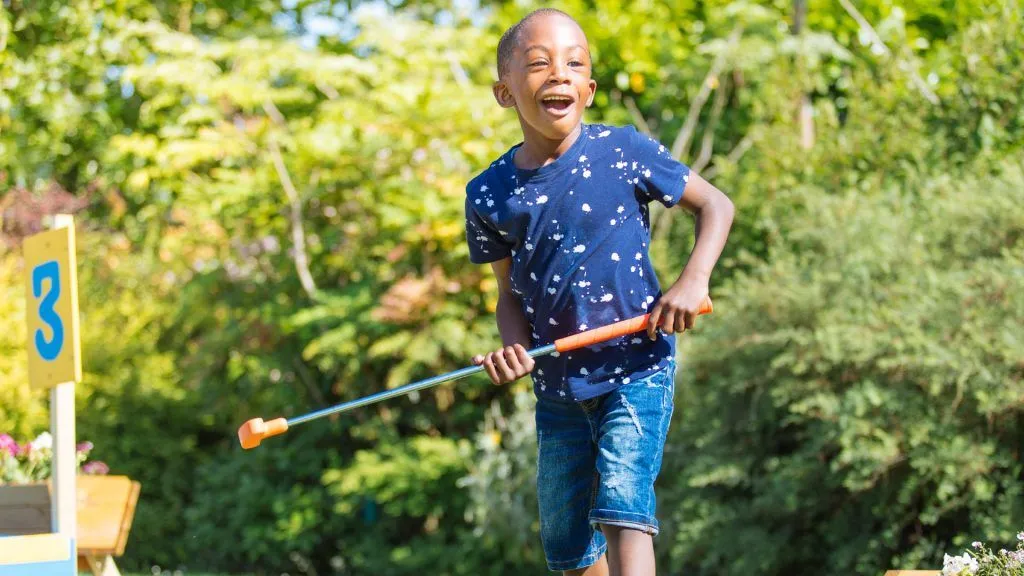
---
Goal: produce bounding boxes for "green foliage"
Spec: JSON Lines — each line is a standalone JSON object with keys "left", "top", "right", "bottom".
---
{"left": 459, "top": 392, "right": 546, "bottom": 573}
{"left": 661, "top": 158, "right": 1024, "bottom": 575}
{"left": 0, "top": 254, "right": 47, "bottom": 436}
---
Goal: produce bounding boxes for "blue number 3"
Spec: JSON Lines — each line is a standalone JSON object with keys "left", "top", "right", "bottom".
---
{"left": 32, "top": 260, "right": 64, "bottom": 361}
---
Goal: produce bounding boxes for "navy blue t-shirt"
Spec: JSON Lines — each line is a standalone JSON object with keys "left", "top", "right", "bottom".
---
{"left": 464, "top": 123, "right": 691, "bottom": 401}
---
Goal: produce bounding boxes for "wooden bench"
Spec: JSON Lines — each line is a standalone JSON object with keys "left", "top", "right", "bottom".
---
{"left": 0, "top": 476, "right": 140, "bottom": 576}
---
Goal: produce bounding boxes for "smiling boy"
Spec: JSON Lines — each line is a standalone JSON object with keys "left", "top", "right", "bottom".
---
{"left": 464, "top": 8, "right": 734, "bottom": 575}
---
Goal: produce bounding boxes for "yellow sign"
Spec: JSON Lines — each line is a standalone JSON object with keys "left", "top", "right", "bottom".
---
{"left": 23, "top": 221, "right": 81, "bottom": 389}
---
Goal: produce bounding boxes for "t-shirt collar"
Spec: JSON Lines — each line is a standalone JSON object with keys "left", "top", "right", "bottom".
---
{"left": 505, "top": 123, "right": 590, "bottom": 181}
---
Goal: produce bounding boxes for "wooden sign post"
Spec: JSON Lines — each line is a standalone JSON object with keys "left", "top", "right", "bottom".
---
{"left": 0, "top": 214, "right": 81, "bottom": 576}
{"left": 24, "top": 214, "right": 81, "bottom": 541}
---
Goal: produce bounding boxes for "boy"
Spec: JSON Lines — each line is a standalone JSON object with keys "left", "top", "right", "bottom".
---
{"left": 464, "top": 8, "right": 734, "bottom": 576}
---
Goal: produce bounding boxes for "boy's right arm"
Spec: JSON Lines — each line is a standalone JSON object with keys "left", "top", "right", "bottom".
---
{"left": 472, "top": 256, "right": 536, "bottom": 385}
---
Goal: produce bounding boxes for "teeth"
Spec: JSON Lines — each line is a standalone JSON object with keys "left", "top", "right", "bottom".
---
{"left": 543, "top": 96, "right": 573, "bottom": 102}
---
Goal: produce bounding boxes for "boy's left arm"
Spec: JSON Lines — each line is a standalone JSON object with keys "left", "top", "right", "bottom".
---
{"left": 647, "top": 172, "right": 734, "bottom": 339}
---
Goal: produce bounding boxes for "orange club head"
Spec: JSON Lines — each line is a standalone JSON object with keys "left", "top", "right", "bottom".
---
{"left": 238, "top": 417, "right": 289, "bottom": 450}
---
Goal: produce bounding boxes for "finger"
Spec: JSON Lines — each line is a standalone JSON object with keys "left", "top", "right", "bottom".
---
{"left": 471, "top": 354, "right": 484, "bottom": 366}
{"left": 684, "top": 309, "right": 697, "bottom": 330}
{"left": 675, "top": 308, "right": 688, "bottom": 333}
{"left": 493, "top": 349, "right": 517, "bottom": 383}
{"left": 648, "top": 303, "right": 663, "bottom": 340}
{"left": 483, "top": 352, "right": 500, "bottom": 385}
{"left": 514, "top": 344, "right": 535, "bottom": 374}
{"left": 661, "top": 307, "right": 677, "bottom": 335}
{"left": 503, "top": 346, "right": 524, "bottom": 375}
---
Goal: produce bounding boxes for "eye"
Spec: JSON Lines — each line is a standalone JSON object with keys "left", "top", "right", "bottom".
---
{"left": 529, "top": 60, "right": 548, "bottom": 67}
{"left": 569, "top": 60, "right": 584, "bottom": 67}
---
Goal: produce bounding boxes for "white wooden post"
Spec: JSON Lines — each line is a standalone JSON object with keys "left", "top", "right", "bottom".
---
{"left": 49, "top": 214, "right": 78, "bottom": 544}
{"left": 50, "top": 383, "right": 76, "bottom": 537}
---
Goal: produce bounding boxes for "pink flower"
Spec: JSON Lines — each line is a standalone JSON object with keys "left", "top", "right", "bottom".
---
{"left": 82, "top": 461, "right": 109, "bottom": 475}
{"left": 0, "top": 434, "right": 18, "bottom": 457}
{"left": 76, "top": 441, "right": 94, "bottom": 454}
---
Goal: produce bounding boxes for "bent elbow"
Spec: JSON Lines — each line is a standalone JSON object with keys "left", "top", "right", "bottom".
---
{"left": 717, "top": 193, "right": 735, "bottom": 226}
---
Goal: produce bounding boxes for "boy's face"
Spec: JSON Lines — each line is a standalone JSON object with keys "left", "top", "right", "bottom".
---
{"left": 494, "top": 14, "right": 597, "bottom": 142}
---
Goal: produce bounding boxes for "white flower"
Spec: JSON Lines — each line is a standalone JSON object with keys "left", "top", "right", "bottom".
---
{"left": 942, "top": 553, "right": 979, "bottom": 576}
{"left": 1018, "top": 531, "right": 1024, "bottom": 541}
{"left": 32, "top": 432, "right": 53, "bottom": 451}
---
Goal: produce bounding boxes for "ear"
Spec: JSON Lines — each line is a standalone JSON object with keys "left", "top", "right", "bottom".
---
{"left": 493, "top": 81, "right": 516, "bottom": 109}
{"left": 584, "top": 79, "right": 598, "bottom": 107}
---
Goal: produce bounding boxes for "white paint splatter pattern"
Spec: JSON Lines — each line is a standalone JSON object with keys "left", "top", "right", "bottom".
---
{"left": 463, "top": 124, "right": 686, "bottom": 399}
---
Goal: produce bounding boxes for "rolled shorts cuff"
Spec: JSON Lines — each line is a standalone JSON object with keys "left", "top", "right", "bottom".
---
{"left": 589, "top": 508, "right": 660, "bottom": 536}
{"left": 546, "top": 542, "right": 607, "bottom": 572}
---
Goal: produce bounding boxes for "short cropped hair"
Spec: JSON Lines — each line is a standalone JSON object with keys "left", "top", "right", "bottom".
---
{"left": 496, "top": 9, "right": 585, "bottom": 78}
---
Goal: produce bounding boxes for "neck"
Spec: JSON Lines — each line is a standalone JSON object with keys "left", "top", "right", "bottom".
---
{"left": 514, "top": 121, "right": 583, "bottom": 170}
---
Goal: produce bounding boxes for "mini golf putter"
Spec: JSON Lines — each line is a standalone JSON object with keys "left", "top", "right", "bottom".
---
{"left": 238, "top": 297, "right": 712, "bottom": 449}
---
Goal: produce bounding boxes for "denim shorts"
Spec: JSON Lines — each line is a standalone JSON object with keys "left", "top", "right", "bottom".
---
{"left": 535, "top": 359, "right": 676, "bottom": 572}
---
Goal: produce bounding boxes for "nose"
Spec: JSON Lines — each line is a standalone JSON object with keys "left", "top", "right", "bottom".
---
{"left": 548, "top": 62, "right": 569, "bottom": 84}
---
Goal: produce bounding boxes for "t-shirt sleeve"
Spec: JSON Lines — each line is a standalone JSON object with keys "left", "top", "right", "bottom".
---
{"left": 465, "top": 194, "right": 512, "bottom": 264}
{"left": 629, "top": 126, "right": 691, "bottom": 207}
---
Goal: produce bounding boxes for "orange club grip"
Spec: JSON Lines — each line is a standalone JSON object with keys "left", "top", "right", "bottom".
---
{"left": 553, "top": 297, "right": 713, "bottom": 353}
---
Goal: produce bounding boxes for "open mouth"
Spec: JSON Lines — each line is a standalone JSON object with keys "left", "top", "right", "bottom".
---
{"left": 540, "top": 94, "right": 575, "bottom": 115}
